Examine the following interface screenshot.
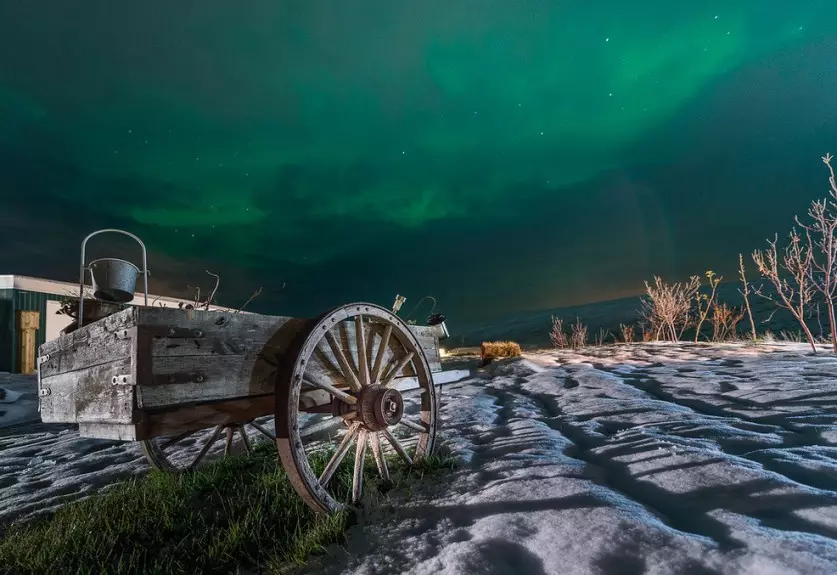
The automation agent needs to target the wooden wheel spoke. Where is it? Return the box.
[300,415,347,438]
[398,417,429,433]
[325,331,362,392]
[191,425,224,468]
[355,315,371,387]
[382,427,413,466]
[159,428,199,451]
[370,431,389,482]
[370,324,392,385]
[237,425,252,454]
[224,426,235,456]
[380,351,415,388]
[303,375,357,405]
[319,423,360,487]
[250,421,275,441]
[352,429,369,504]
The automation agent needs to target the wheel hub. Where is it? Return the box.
[357,384,404,431]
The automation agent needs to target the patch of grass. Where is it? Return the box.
[0,440,456,575]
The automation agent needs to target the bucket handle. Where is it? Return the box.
[78,229,148,328]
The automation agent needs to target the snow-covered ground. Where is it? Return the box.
[4,342,837,574]
[308,342,837,575]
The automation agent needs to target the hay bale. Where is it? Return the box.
[480,341,522,365]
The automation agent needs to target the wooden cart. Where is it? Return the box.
[37,302,460,513]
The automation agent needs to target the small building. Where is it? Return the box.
[0,274,234,374]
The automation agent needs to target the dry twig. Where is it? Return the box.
[694,271,721,342]
[738,253,758,341]
[236,287,263,314]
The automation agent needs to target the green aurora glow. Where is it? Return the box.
[1,1,836,321]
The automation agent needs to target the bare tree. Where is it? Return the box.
[693,271,721,342]
[794,153,837,352]
[752,230,817,352]
[738,253,758,341]
[641,275,701,341]
[549,316,569,349]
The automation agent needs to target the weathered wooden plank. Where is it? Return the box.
[39,357,134,424]
[78,422,138,441]
[40,329,135,379]
[136,394,274,440]
[137,307,299,357]
[138,353,277,408]
[134,314,309,408]
[39,310,137,378]
[40,308,136,355]
[408,325,441,372]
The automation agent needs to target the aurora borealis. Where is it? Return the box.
[1,1,837,325]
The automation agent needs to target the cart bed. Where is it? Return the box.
[38,306,445,441]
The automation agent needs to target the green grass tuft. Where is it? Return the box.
[0,440,456,575]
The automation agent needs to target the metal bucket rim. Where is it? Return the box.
[88,257,140,272]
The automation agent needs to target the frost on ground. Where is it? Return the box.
[4,342,837,574]
[304,342,837,575]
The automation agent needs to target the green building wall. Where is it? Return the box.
[0,289,65,373]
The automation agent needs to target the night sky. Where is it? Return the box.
[1,1,836,328]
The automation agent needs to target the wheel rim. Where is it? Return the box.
[140,418,276,472]
[275,303,437,514]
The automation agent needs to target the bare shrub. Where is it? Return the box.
[570,319,588,349]
[738,253,758,341]
[619,323,635,344]
[752,229,817,352]
[595,328,612,347]
[694,270,721,342]
[640,275,701,341]
[549,316,569,349]
[711,303,745,342]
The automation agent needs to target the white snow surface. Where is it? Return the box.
[4,342,837,575]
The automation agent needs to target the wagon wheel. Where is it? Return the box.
[276,302,438,514]
[140,419,276,472]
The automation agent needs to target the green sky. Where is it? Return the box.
[1,1,835,323]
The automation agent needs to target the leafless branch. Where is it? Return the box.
[204,270,220,310]
[236,287,263,314]
[737,253,758,341]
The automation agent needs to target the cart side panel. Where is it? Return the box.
[407,325,442,372]
[40,357,135,424]
[133,308,305,410]
[38,308,138,424]
[39,307,137,378]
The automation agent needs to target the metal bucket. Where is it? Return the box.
[89,258,139,303]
